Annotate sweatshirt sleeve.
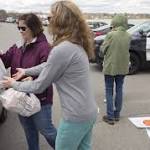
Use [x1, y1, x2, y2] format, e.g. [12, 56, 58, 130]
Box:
[0, 45, 16, 68]
[101, 33, 112, 55]
[24, 62, 46, 76]
[12, 43, 73, 94]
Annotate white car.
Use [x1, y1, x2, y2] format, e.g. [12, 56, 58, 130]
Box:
[86, 20, 107, 29]
[5, 17, 16, 23]
[42, 19, 49, 26]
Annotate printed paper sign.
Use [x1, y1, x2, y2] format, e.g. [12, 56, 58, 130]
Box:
[129, 117, 150, 128]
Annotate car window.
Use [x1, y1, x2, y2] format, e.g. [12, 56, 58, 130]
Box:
[128, 24, 134, 29]
[128, 22, 150, 35]
[94, 22, 100, 28]
[103, 28, 111, 33]
[87, 21, 107, 29]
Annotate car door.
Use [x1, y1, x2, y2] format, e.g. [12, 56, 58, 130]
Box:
[130, 22, 150, 53]
[146, 32, 150, 61]
[130, 32, 146, 52]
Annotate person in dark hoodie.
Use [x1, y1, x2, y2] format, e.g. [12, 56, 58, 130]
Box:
[0, 13, 56, 150]
[101, 14, 131, 125]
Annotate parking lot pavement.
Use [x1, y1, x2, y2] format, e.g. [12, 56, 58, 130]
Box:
[92, 65, 150, 150]
[0, 64, 150, 150]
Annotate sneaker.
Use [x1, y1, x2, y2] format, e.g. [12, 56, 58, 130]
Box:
[102, 115, 114, 125]
[114, 117, 120, 121]
[114, 112, 120, 121]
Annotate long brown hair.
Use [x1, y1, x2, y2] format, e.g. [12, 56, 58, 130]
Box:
[49, 0, 94, 59]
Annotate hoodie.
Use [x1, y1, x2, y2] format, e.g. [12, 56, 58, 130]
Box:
[101, 14, 131, 75]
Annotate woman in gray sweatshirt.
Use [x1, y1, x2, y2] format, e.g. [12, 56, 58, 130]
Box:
[2, 1, 98, 150]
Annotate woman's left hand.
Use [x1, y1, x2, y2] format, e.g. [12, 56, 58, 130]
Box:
[21, 76, 33, 81]
[0, 76, 15, 88]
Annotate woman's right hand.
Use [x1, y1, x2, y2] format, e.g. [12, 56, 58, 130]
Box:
[12, 68, 25, 80]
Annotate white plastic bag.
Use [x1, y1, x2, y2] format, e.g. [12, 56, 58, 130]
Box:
[0, 88, 41, 117]
[0, 59, 7, 92]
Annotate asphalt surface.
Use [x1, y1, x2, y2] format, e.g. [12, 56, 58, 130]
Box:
[0, 23, 150, 150]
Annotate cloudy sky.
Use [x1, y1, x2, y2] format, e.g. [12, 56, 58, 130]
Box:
[0, 0, 150, 13]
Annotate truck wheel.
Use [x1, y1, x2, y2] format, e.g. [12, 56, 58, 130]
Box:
[129, 53, 140, 75]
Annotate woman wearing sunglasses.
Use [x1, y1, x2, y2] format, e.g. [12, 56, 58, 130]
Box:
[2, 1, 98, 150]
[0, 13, 56, 150]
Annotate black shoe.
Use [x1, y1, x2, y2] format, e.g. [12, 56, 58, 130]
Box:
[114, 111, 120, 122]
[114, 117, 120, 121]
[102, 115, 114, 125]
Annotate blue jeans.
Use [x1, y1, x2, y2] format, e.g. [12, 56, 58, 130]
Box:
[104, 75, 125, 119]
[19, 104, 57, 150]
[56, 118, 96, 150]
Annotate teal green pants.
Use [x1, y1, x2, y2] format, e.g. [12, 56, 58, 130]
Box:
[56, 118, 96, 150]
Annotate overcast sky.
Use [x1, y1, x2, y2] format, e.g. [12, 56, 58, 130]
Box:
[0, 0, 150, 13]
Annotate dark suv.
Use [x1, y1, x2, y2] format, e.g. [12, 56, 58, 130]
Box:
[94, 21, 150, 74]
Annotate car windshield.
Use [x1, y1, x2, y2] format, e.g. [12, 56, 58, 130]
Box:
[128, 21, 150, 34]
[93, 24, 110, 32]
[87, 20, 107, 29]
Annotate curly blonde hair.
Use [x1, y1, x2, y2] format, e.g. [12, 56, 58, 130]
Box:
[49, 0, 94, 59]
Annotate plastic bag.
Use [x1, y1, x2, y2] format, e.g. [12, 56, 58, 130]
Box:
[0, 59, 7, 92]
[0, 88, 41, 117]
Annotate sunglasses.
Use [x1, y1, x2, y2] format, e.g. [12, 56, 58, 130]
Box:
[17, 26, 27, 31]
[47, 16, 52, 22]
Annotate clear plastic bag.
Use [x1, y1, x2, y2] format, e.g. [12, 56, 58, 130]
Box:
[0, 59, 7, 92]
[0, 88, 41, 117]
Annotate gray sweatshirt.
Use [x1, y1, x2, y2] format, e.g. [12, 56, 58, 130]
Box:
[12, 41, 98, 122]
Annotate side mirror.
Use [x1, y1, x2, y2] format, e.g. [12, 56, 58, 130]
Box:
[139, 30, 144, 35]
[147, 32, 150, 37]
[139, 30, 146, 37]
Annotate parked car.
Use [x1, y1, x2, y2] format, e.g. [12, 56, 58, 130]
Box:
[87, 20, 107, 29]
[94, 21, 150, 74]
[42, 19, 49, 26]
[92, 24, 111, 37]
[92, 23, 134, 37]
[0, 103, 7, 124]
[5, 17, 16, 23]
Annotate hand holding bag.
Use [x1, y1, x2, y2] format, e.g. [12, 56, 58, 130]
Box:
[0, 59, 7, 92]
